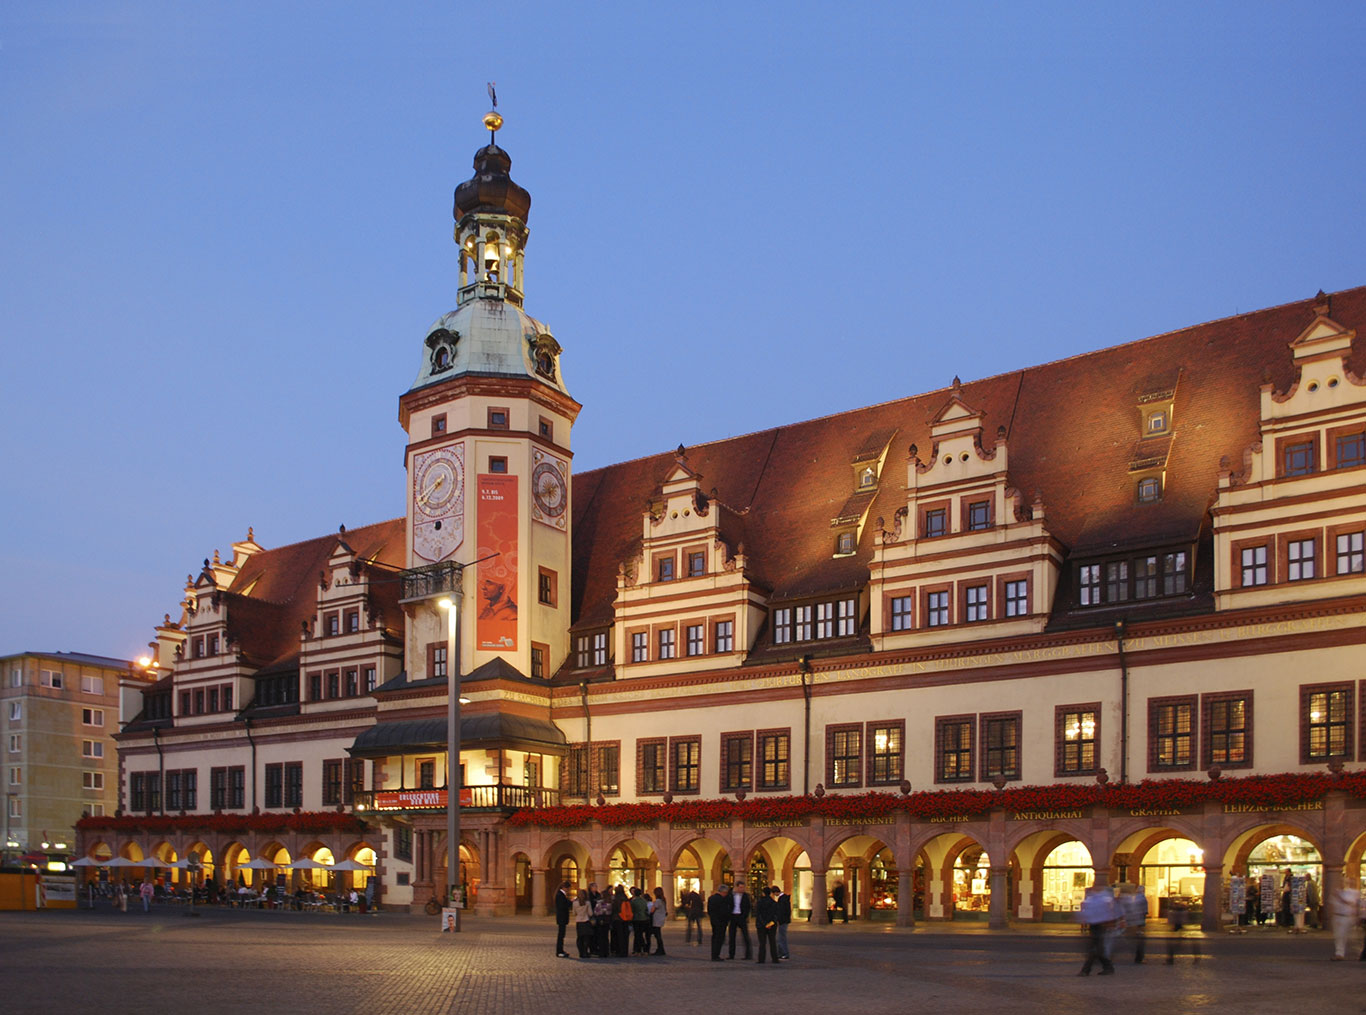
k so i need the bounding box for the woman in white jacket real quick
[647,886,668,956]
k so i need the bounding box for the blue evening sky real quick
[3,1,1365,659]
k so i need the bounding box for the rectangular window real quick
[146,772,162,813]
[639,740,666,794]
[670,737,701,793]
[827,725,862,787]
[181,770,197,810]
[714,620,734,654]
[815,601,833,639]
[965,584,989,623]
[325,612,339,637]
[936,717,974,783]
[1335,431,1365,469]
[191,638,204,659]
[1287,538,1316,581]
[130,772,145,812]
[284,762,303,808]
[1004,579,1029,617]
[223,685,233,711]
[836,598,857,636]
[538,567,557,607]
[967,500,991,531]
[721,733,752,792]
[1079,564,1100,606]
[1057,705,1099,776]
[308,673,322,702]
[394,826,413,862]
[597,744,620,795]
[207,633,220,655]
[758,730,790,790]
[9,669,20,688]
[82,740,103,758]
[1282,439,1317,476]
[530,645,546,680]
[1162,552,1188,595]
[228,766,245,808]
[345,610,360,633]
[7,702,19,721]
[166,770,181,810]
[867,722,904,785]
[1337,532,1365,575]
[658,628,675,660]
[1240,545,1269,587]
[487,406,509,430]
[656,555,675,582]
[7,734,18,753]
[82,771,104,791]
[81,675,104,695]
[364,667,377,693]
[592,632,607,666]
[686,624,705,657]
[1105,561,1129,602]
[207,687,219,713]
[924,507,947,538]
[927,590,949,627]
[1134,556,1158,599]
[890,594,913,630]
[566,745,589,797]
[324,671,338,698]
[1150,697,1195,770]
[488,456,508,474]
[431,413,446,437]
[193,689,204,714]
[1203,692,1251,769]
[773,608,792,645]
[6,797,18,818]
[538,416,554,440]
[794,604,813,642]
[345,669,359,696]
[323,760,343,806]
[265,763,283,808]
[630,631,648,663]
[346,758,364,804]
[981,713,1021,781]
[687,550,706,577]
[210,768,228,810]
[40,669,63,689]
[1303,683,1353,762]
[576,636,590,668]
[417,759,435,789]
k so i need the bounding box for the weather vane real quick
[483,82,503,137]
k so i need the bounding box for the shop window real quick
[935,717,974,783]
[1056,705,1099,776]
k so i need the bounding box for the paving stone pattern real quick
[0,908,1361,1015]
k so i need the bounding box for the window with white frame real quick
[1079,564,1100,605]
[8,767,18,786]
[82,771,105,790]
[81,675,104,695]
[82,708,104,727]
[794,605,813,641]
[40,669,63,689]
[592,632,608,666]
[773,608,792,644]
[82,740,103,758]
[815,602,833,639]
[836,598,857,636]
[8,734,19,753]
[9,669,20,688]
[7,797,18,818]
[7,702,19,721]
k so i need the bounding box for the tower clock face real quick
[532,460,567,518]
[412,444,465,562]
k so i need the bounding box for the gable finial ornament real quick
[483,82,502,138]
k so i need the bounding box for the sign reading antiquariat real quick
[373,789,473,810]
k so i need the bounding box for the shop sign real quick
[746,820,787,828]
[373,789,473,810]
[1222,800,1323,814]
[674,821,729,830]
[1009,809,1085,821]
[1128,807,1190,817]
[825,817,894,826]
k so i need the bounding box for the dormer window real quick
[1137,477,1161,503]
[858,466,876,489]
[1146,410,1168,435]
[835,530,856,556]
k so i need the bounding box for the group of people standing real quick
[553,881,794,965]
[555,881,668,958]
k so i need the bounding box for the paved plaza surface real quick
[0,907,1362,1015]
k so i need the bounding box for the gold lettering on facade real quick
[1010,810,1085,821]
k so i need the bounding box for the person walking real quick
[755,886,780,964]
[1328,883,1360,960]
[831,881,848,923]
[775,884,792,960]
[727,882,753,960]
[1077,884,1118,975]
[707,884,730,961]
[1119,886,1148,964]
[139,878,154,913]
[573,889,593,959]
[648,886,668,955]
[554,879,572,958]
[1165,897,1202,963]
[685,888,704,945]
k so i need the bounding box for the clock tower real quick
[399,110,580,683]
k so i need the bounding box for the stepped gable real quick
[218,518,406,670]
[568,286,1366,623]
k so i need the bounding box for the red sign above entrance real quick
[373,789,472,810]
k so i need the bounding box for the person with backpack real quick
[610,885,631,957]
[648,886,668,956]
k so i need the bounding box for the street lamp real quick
[438,575,465,932]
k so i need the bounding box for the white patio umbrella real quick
[240,857,280,870]
[284,858,333,870]
[139,857,170,868]
[330,859,372,871]
[104,857,138,868]
[71,857,105,867]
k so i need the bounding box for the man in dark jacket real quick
[728,883,753,960]
[707,884,731,961]
[774,884,792,959]
[554,880,572,957]
[755,886,781,964]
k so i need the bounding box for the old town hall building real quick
[82,116,1366,930]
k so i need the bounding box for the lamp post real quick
[438,568,465,932]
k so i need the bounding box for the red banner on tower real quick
[476,474,518,651]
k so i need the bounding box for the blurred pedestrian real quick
[1328,883,1360,960]
[1077,884,1118,975]
[1119,885,1148,964]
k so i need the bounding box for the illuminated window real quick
[1150,698,1194,769]
[758,731,790,790]
[828,725,862,787]
[1057,707,1098,775]
[867,722,903,784]
[1303,684,1352,762]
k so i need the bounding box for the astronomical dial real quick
[532,460,567,518]
[414,449,464,518]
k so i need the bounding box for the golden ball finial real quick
[483,110,503,133]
